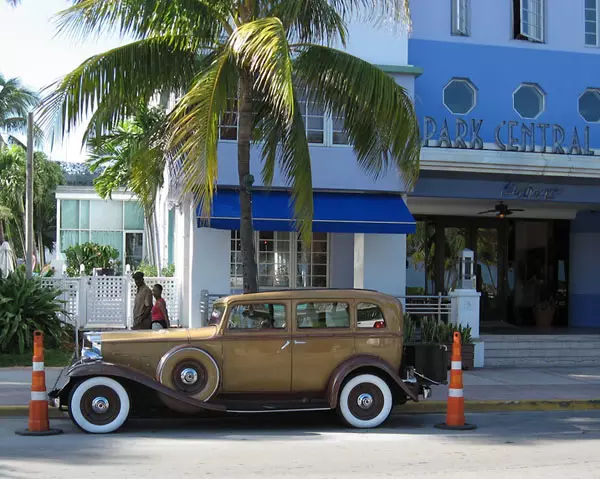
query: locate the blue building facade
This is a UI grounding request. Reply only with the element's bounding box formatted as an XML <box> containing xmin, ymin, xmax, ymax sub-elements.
<box><xmin>408</xmin><ymin>0</ymin><xmax>600</xmax><ymax>328</ymax></box>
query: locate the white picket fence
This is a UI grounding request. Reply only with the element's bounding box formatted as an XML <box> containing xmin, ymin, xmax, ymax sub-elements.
<box><xmin>41</xmin><ymin>275</ymin><xmax>180</xmax><ymax>330</ymax></box>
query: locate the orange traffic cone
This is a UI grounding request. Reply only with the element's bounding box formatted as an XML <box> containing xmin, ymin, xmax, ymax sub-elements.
<box><xmin>435</xmin><ymin>331</ymin><xmax>476</xmax><ymax>431</ymax></box>
<box><xmin>15</xmin><ymin>331</ymin><xmax>63</xmax><ymax>436</ymax></box>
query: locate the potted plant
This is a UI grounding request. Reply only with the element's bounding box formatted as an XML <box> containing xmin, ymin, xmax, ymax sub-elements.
<box><xmin>533</xmin><ymin>288</ymin><xmax>556</xmax><ymax>329</ymax></box>
<box><xmin>445</xmin><ymin>323</ymin><xmax>475</xmax><ymax>370</ymax></box>
<box><xmin>403</xmin><ymin>316</ymin><xmax>448</xmax><ymax>383</ymax></box>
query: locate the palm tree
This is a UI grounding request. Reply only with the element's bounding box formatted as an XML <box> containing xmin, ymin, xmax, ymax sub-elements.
<box><xmin>0</xmin><ymin>73</ymin><xmax>39</xmax><ymax>147</ymax></box>
<box><xmin>40</xmin><ymin>0</ymin><xmax>420</xmax><ymax>292</ymax></box>
<box><xmin>87</xmin><ymin>104</ymin><xmax>167</xmax><ymax>270</ymax></box>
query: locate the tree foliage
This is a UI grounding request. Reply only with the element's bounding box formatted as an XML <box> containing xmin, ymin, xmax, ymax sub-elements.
<box><xmin>41</xmin><ymin>0</ymin><xmax>419</xmax><ymax>292</ymax></box>
<box><xmin>0</xmin><ymin>145</ymin><xmax>64</xmax><ymax>263</ymax></box>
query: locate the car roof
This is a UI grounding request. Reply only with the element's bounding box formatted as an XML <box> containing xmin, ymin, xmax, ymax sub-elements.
<box><xmin>215</xmin><ymin>288</ymin><xmax>399</xmax><ymax>304</ymax></box>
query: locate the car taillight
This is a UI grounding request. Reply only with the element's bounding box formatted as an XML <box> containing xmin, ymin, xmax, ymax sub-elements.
<box><xmin>374</xmin><ymin>320</ymin><xmax>385</xmax><ymax>328</ymax></box>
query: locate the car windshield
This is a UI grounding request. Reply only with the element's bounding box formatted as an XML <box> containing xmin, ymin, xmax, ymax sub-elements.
<box><xmin>208</xmin><ymin>302</ymin><xmax>226</xmax><ymax>326</ymax></box>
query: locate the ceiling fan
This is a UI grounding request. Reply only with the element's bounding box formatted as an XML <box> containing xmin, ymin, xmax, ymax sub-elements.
<box><xmin>477</xmin><ymin>201</ymin><xmax>524</xmax><ymax>218</ymax></box>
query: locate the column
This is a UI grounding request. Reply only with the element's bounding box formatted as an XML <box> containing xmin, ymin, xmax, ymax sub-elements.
<box><xmin>569</xmin><ymin>211</ymin><xmax>600</xmax><ymax>328</ymax></box>
<box><xmin>353</xmin><ymin>233</ymin><xmax>406</xmax><ymax>296</ymax></box>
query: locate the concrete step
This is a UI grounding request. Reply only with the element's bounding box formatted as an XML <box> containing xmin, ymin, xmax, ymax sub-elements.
<box><xmin>481</xmin><ymin>334</ymin><xmax>600</xmax><ymax>367</ymax></box>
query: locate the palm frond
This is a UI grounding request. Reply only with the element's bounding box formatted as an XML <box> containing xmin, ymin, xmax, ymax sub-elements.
<box><xmin>55</xmin><ymin>0</ymin><xmax>234</xmax><ymax>48</ymax></box>
<box><xmin>327</xmin><ymin>0</ymin><xmax>410</xmax><ymax>29</ymax></box>
<box><xmin>227</xmin><ymin>17</ymin><xmax>296</xmax><ymax>126</ymax></box>
<box><xmin>0</xmin><ymin>74</ymin><xmax>39</xmax><ymax>120</ymax></box>
<box><xmin>293</xmin><ymin>44</ymin><xmax>420</xmax><ymax>189</ymax></box>
<box><xmin>166</xmin><ymin>52</ymin><xmax>238</xmax><ymax>218</ymax></box>
<box><xmin>38</xmin><ymin>36</ymin><xmax>198</xmax><ymax>143</ymax></box>
<box><xmin>254</xmin><ymin>94</ymin><xmax>314</xmax><ymax>245</ymax></box>
<box><xmin>267</xmin><ymin>0</ymin><xmax>348</xmax><ymax>46</ymax></box>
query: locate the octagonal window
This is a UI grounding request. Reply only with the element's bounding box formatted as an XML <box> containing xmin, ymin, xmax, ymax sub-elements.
<box><xmin>443</xmin><ymin>78</ymin><xmax>477</xmax><ymax>115</ymax></box>
<box><xmin>513</xmin><ymin>83</ymin><xmax>545</xmax><ymax>119</ymax></box>
<box><xmin>579</xmin><ymin>89</ymin><xmax>600</xmax><ymax>123</ymax></box>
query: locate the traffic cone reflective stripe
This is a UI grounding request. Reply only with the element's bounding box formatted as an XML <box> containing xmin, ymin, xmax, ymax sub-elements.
<box><xmin>15</xmin><ymin>331</ymin><xmax>62</xmax><ymax>436</ymax></box>
<box><xmin>435</xmin><ymin>331</ymin><xmax>476</xmax><ymax>431</ymax></box>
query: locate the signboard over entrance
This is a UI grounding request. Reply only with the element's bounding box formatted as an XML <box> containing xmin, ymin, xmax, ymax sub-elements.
<box><xmin>423</xmin><ymin>117</ymin><xmax>595</xmax><ymax>156</ymax></box>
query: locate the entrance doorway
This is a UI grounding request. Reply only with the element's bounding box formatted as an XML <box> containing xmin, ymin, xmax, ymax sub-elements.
<box><xmin>406</xmin><ymin>216</ymin><xmax>570</xmax><ymax>329</ymax></box>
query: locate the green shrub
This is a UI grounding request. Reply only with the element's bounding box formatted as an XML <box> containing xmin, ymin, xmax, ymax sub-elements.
<box><xmin>64</xmin><ymin>242</ymin><xmax>120</xmax><ymax>276</ymax></box>
<box><xmin>136</xmin><ymin>261</ymin><xmax>175</xmax><ymax>277</ymax></box>
<box><xmin>0</xmin><ymin>269</ymin><xmax>70</xmax><ymax>354</ymax></box>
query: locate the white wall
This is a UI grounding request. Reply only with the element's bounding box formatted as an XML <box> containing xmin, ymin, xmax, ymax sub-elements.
<box><xmin>329</xmin><ymin>233</ymin><xmax>355</xmax><ymax>288</ymax></box>
<box><xmin>354</xmin><ymin>234</ymin><xmax>407</xmax><ymax>296</ymax></box>
<box><xmin>343</xmin><ymin>20</ymin><xmax>409</xmax><ymax>66</ymax></box>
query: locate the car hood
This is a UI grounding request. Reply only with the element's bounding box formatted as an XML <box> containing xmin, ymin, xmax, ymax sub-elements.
<box><xmin>99</xmin><ymin>326</ymin><xmax>217</xmax><ymax>344</ymax></box>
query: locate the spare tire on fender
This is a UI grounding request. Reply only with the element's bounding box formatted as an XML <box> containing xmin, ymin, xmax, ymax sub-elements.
<box><xmin>156</xmin><ymin>346</ymin><xmax>220</xmax><ymax>402</ymax></box>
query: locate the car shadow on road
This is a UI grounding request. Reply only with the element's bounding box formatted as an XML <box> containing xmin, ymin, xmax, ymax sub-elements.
<box><xmin>1</xmin><ymin>410</ymin><xmax>600</xmax><ymax>470</ymax></box>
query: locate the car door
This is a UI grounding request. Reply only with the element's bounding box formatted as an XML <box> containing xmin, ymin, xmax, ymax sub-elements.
<box><xmin>221</xmin><ymin>300</ymin><xmax>292</xmax><ymax>393</ymax></box>
<box><xmin>291</xmin><ymin>299</ymin><xmax>355</xmax><ymax>393</ymax></box>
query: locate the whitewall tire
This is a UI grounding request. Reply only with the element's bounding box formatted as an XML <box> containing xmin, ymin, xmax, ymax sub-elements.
<box><xmin>337</xmin><ymin>374</ymin><xmax>393</xmax><ymax>429</ymax></box>
<box><xmin>69</xmin><ymin>377</ymin><xmax>130</xmax><ymax>434</ymax></box>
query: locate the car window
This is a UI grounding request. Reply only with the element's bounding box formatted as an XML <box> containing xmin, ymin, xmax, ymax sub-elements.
<box><xmin>208</xmin><ymin>303</ymin><xmax>225</xmax><ymax>326</ymax></box>
<box><xmin>227</xmin><ymin>303</ymin><xmax>287</xmax><ymax>330</ymax></box>
<box><xmin>296</xmin><ymin>302</ymin><xmax>350</xmax><ymax>329</ymax></box>
<box><xmin>356</xmin><ymin>302</ymin><xmax>387</xmax><ymax>329</ymax></box>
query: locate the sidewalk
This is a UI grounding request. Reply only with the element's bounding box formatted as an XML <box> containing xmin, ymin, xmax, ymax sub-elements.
<box><xmin>1</xmin><ymin>366</ymin><xmax>600</xmax><ymax>412</ymax></box>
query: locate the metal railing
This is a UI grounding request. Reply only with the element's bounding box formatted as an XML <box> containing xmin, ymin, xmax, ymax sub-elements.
<box><xmin>199</xmin><ymin>290</ymin><xmax>452</xmax><ymax>326</ymax></box>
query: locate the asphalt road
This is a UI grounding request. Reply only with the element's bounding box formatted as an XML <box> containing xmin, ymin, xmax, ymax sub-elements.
<box><xmin>1</xmin><ymin>410</ymin><xmax>599</xmax><ymax>478</ymax></box>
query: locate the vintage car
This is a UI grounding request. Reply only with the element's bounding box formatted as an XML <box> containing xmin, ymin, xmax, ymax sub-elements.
<box><xmin>49</xmin><ymin>289</ymin><xmax>441</xmax><ymax>434</ymax></box>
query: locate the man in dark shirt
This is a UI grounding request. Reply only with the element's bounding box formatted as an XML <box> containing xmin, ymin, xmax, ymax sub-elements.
<box><xmin>132</xmin><ymin>271</ymin><xmax>152</xmax><ymax>329</ymax></box>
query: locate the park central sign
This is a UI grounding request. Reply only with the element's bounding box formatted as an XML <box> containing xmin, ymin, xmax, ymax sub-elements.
<box><xmin>423</xmin><ymin>116</ymin><xmax>595</xmax><ymax>156</ymax></box>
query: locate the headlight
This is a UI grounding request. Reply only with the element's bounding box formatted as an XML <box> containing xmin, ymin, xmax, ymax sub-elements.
<box><xmin>81</xmin><ymin>332</ymin><xmax>103</xmax><ymax>360</ymax></box>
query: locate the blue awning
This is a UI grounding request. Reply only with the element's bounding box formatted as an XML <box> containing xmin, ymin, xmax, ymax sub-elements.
<box><xmin>196</xmin><ymin>189</ymin><xmax>416</xmax><ymax>234</ymax></box>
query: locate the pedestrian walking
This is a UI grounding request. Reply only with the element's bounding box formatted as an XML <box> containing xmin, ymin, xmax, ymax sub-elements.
<box><xmin>132</xmin><ymin>271</ymin><xmax>153</xmax><ymax>329</ymax></box>
<box><xmin>151</xmin><ymin>284</ymin><xmax>170</xmax><ymax>330</ymax></box>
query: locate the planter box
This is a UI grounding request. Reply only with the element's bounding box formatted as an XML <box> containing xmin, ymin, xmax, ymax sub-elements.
<box><xmin>444</xmin><ymin>342</ymin><xmax>475</xmax><ymax>370</ymax></box>
<box><xmin>404</xmin><ymin>343</ymin><xmax>448</xmax><ymax>383</ymax></box>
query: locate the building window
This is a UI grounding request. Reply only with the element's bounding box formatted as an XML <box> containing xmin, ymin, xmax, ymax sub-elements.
<box><xmin>297</xmin><ymin>232</ymin><xmax>328</xmax><ymax>288</ymax></box>
<box><xmin>586</xmin><ymin>0</ymin><xmax>599</xmax><ymax>46</ymax></box>
<box><xmin>451</xmin><ymin>0</ymin><xmax>470</xmax><ymax>36</ymax></box>
<box><xmin>513</xmin><ymin>0</ymin><xmax>545</xmax><ymax>43</ymax></box>
<box><xmin>229</xmin><ymin>231</ymin><xmax>329</xmax><ymax>291</ymax></box>
<box><xmin>219</xmin><ymin>98</ymin><xmax>238</xmax><ymax>141</ymax></box>
<box><xmin>296</xmin><ymin>302</ymin><xmax>350</xmax><ymax>329</ymax></box>
<box><xmin>298</xmin><ymin>90</ymin><xmax>325</xmax><ymax>144</ymax></box>
<box><xmin>443</xmin><ymin>78</ymin><xmax>477</xmax><ymax>115</ymax></box>
<box><xmin>218</xmin><ymin>93</ymin><xmax>349</xmax><ymax>146</ymax></box>
<box><xmin>513</xmin><ymin>83</ymin><xmax>545</xmax><ymax>119</ymax></box>
<box><xmin>578</xmin><ymin>89</ymin><xmax>600</xmax><ymax>122</ymax></box>
<box><xmin>58</xmin><ymin>199</ymin><xmax>145</xmax><ymax>272</ymax></box>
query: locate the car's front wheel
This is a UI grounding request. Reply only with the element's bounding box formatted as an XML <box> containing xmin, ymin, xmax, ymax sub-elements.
<box><xmin>337</xmin><ymin>373</ymin><xmax>393</xmax><ymax>428</ymax></box>
<box><xmin>68</xmin><ymin>377</ymin><xmax>130</xmax><ymax>434</ymax></box>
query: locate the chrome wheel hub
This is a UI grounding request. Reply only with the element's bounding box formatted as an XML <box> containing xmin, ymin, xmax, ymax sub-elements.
<box><xmin>91</xmin><ymin>396</ymin><xmax>110</xmax><ymax>414</ymax></box>
<box><xmin>357</xmin><ymin>393</ymin><xmax>373</xmax><ymax>410</ymax></box>
<box><xmin>180</xmin><ymin>368</ymin><xmax>198</xmax><ymax>385</ymax></box>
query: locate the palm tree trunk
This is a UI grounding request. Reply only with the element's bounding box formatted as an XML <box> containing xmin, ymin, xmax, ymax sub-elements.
<box><xmin>237</xmin><ymin>73</ymin><xmax>258</xmax><ymax>293</ymax></box>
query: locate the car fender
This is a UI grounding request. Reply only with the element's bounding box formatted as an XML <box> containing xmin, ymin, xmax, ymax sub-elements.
<box><xmin>325</xmin><ymin>354</ymin><xmax>418</xmax><ymax>408</ymax></box>
<box><xmin>61</xmin><ymin>361</ymin><xmax>226</xmax><ymax>412</ymax></box>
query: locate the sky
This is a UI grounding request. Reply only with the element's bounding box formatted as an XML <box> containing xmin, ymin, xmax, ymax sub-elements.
<box><xmin>0</xmin><ymin>0</ymin><xmax>126</xmax><ymax>162</ymax></box>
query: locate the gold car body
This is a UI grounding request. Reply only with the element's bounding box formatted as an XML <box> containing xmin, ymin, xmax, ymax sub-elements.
<box><xmin>98</xmin><ymin>289</ymin><xmax>404</xmax><ymax>396</ymax></box>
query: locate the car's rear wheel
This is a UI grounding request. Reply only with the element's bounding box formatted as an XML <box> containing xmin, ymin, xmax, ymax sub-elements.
<box><xmin>337</xmin><ymin>373</ymin><xmax>393</xmax><ymax>428</ymax></box>
<box><xmin>68</xmin><ymin>377</ymin><xmax>130</xmax><ymax>434</ymax></box>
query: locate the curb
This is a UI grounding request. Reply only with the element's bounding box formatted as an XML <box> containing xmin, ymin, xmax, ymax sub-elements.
<box><xmin>396</xmin><ymin>399</ymin><xmax>600</xmax><ymax>414</ymax></box>
<box><xmin>1</xmin><ymin>400</ymin><xmax>600</xmax><ymax>418</ymax></box>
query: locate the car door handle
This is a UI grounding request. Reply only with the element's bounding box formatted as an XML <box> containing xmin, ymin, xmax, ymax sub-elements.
<box><xmin>280</xmin><ymin>340</ymin><xmax>290</xmax><ymax>350</ymax></box>
<box><xmin>294</xmin><ymin>340</ymin><xmax>306</xmax><ymax>345</ymax></box>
